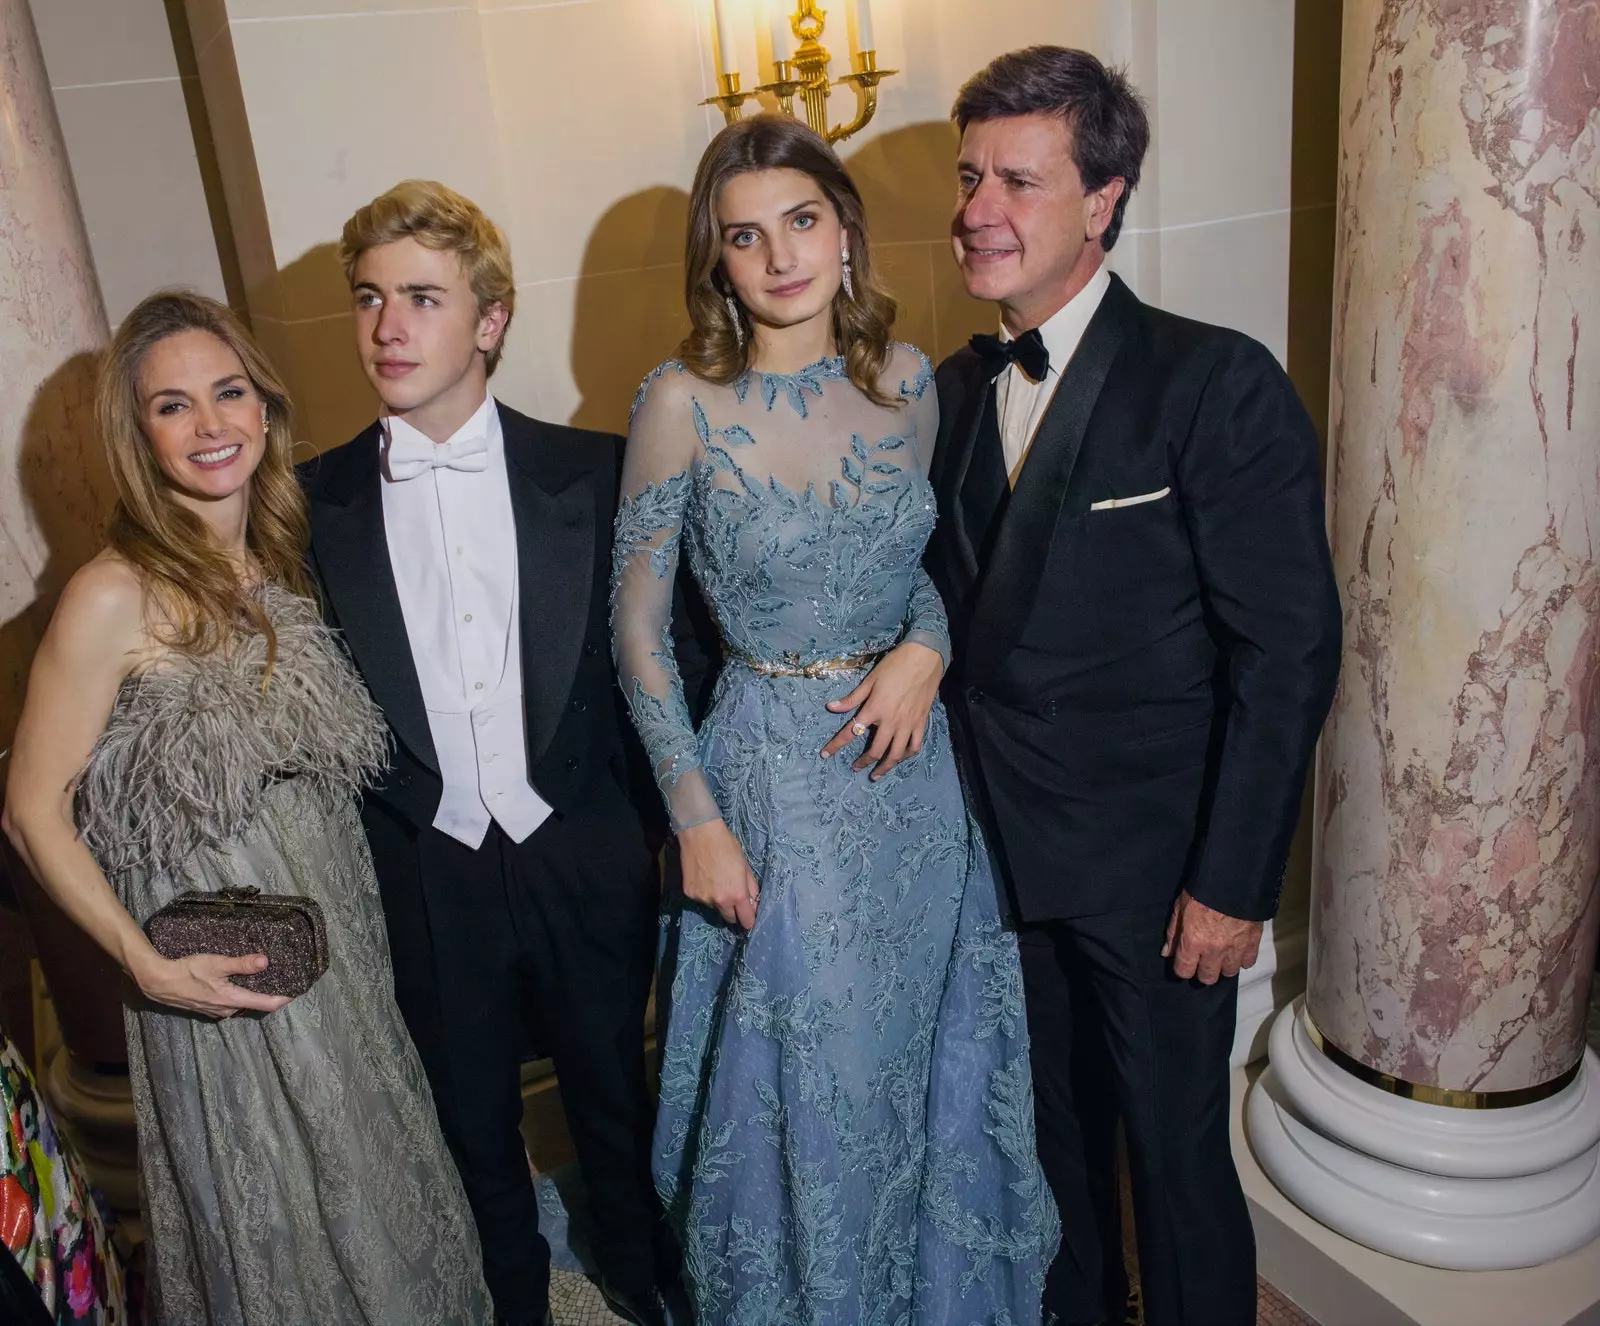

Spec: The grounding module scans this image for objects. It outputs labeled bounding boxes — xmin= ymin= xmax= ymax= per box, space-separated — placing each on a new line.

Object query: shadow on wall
xmin=566 ymin=120 xmax=986 ymax=436
xmin=270 ymin=242 xmax=377 ymax=457
xmin=0 ymin=352 xmax=114 ymax=750
xmin=569 ymin=186 xmax=694 ymax=437
xmin=0 ymin=351 xmax=127 ymax=1070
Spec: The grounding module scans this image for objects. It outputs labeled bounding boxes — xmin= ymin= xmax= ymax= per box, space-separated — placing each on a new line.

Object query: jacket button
xmin=396 ymin=772 xmax=412 ymax=787
xmin=1043 ymin=699 xmax=1058 ymax=718
xmin=967 ymin=686 xmax=984 ymax=705
xmin=565 ymin=756 xmax=580 ymax=772
xmin=583 ymin=642 xmax=600 ymax=658
xmin=570 ymin=697 xmax=588 ymax=714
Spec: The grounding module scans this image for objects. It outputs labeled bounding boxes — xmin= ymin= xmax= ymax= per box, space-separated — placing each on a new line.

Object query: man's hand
xmin=1162 ymin=891 xmax=1263 ymax=984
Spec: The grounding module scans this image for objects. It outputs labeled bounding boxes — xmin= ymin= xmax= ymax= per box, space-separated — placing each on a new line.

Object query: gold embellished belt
xmin=732 ymin=649 xmax=882 ymax=679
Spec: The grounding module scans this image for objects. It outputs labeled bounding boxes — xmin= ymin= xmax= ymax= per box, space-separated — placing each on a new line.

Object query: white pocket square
xmin=1090 ymin=486 xmax=1171 ymax=511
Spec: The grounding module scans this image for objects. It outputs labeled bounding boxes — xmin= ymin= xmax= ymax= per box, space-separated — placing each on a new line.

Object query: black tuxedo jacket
xmin=929 ymin=273 xmax=1342 ymax=923
xmin=299 ymin=401 xmax=711 ymax=843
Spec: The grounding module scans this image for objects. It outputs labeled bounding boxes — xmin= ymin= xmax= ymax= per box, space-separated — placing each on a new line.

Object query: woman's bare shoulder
xmin=51 ymin=552 xmax=152 ymax=662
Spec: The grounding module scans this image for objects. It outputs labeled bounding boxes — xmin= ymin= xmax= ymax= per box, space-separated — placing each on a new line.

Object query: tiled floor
xmin=1258 ymin=1277 xmax=1315 ymax=1326
xmin=550 ymin=1267 xmax=629 ymax=1324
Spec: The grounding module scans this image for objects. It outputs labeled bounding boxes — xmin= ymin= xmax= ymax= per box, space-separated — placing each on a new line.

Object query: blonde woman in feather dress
xmin=1 ymin=291 xmax=489 ymax=1325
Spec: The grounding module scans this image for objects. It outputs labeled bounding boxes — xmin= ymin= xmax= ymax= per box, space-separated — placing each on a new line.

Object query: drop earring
xmin=725 ymin=292 xmax=746 ymax=349
xmin=841 ymin=246 xmax=855 ymax=301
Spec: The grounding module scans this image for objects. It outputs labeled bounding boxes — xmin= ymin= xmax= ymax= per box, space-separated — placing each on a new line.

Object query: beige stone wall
xmin=29 ymin=0 xmax=241 ymax=328
xmin=0 ymin=0 xmax=115 ymax=755
xmin=147 ymin=0 xmax=1303 ymax=452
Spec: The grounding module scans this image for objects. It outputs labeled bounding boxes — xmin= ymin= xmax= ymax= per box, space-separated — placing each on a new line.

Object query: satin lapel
xmin=966 ymin=276 xmax=1135 ymax=681
xmin=307 ymin=428 xmax=438 ymax=771
xmin=940 ymin=356 xmax=997 ymax=587
xmin=502 ymin=408 xmax=595 ymax=764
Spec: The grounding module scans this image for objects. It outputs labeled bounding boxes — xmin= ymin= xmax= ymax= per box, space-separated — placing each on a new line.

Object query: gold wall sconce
xmin=702 ymin=0 xmax=896 ymax=145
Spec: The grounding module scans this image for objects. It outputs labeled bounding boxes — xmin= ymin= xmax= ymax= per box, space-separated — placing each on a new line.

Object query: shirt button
xmin=463 ymin=613 xmax=473 ymax=623
xmin=475 ymin=681 xmax=485 ymax=691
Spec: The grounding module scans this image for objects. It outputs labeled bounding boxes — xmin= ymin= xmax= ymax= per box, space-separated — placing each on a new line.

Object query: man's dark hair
xmin=953 ymin=46 xmax=1150 ymax=251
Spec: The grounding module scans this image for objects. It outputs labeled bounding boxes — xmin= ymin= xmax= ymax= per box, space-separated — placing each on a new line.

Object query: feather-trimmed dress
xmin=73 ymin=584 xmax=490 ymax=1326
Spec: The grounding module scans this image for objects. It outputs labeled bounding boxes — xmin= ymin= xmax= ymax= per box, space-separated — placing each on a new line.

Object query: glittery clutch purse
xmin=142 ymin=886 xmax=328 ymax=998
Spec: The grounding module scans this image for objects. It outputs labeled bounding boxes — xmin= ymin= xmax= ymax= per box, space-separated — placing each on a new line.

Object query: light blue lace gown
xmin=613 ymin=344 xmax=1058 ymax=1326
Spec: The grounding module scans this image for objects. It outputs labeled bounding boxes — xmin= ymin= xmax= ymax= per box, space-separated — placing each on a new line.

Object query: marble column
xmin=1249 ymin=0 xmax=1600 ymax=1270
xmin=0 ymin=0 xmax=136 ymax=1218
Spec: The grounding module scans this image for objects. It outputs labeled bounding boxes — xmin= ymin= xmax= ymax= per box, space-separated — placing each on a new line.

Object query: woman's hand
xmin=679 ymin=818 xmax=760 ymax=931
xmin=820 ymin=641 xmax=945 ymax=779
xmin=131 ymin=951 xmax=292 ymax=1019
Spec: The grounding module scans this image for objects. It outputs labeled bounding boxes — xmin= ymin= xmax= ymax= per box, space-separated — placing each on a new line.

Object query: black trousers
xmin=363 ymin=796 xmax=662 ymax=1325
xmin=1019 ymin=904 xmax=1255 ymax=1326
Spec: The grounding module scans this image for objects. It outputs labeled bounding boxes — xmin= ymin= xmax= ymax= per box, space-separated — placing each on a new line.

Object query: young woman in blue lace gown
xmin=611 ymin=115 xmax=1058 ymax=1325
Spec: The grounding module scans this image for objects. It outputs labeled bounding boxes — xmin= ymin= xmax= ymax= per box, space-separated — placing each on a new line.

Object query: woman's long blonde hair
xmin=681 ymin=114 xmax=900 ymax=406
xmin=97 ymin=290 xmax=311 ymax=667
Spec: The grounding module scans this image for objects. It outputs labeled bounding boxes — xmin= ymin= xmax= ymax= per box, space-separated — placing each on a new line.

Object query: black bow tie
xmin=969 ymin=328 xmax=1050 ymax=383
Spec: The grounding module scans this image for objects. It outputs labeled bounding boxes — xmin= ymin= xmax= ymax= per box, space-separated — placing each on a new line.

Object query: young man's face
xmin=351 ymin=236 xmax=505 ymax=431
xmin=952 ymin=113 xmax=1121 ymax=326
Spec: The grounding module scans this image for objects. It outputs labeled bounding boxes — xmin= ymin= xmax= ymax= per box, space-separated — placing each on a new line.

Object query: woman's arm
xmin=822 ymin=349 xmax=948 ymax=778
xmin=2 ymin=557 xmax=288 ymax=1018
xmin=614 ymin=366 xmax=760 ymax=931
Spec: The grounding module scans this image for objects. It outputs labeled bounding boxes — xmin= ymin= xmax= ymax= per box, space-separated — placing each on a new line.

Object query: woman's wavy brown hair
xmin=681 ymin=113 xmax=900 ymax=406
xmin=98 ymin=290 xmax=311 ymax=674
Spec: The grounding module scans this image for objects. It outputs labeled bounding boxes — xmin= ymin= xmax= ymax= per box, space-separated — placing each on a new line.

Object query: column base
xmin=1248 ymin=999 xmax=1600 ymax=1271
xmin=31 ymin=965 xmax=140 ymax=1220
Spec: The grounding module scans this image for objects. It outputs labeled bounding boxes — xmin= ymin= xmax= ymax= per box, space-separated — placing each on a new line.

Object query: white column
xmin=1249 ymin=0 xmax=1600 ymax=1270
xmin=0 ymin=0 xmax=135 ymax=1218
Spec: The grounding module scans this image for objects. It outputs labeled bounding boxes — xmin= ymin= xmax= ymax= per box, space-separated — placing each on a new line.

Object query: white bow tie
xmin=384 ymin=430 xmax=490 ymax=482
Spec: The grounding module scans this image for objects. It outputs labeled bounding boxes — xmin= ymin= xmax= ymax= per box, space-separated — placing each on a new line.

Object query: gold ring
xmin=851 ymin=722 xmax=868 ymax=737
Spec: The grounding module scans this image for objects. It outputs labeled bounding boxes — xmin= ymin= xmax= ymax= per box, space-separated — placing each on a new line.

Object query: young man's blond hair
xmin=339 ymin=179 xmax=515 ymax=373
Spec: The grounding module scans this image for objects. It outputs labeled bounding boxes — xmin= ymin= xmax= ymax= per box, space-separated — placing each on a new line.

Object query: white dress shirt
xmin=997 ymin=263 xmax=1112 ymax=484
xmin=379 ymin=396 xmax=553 ymax=848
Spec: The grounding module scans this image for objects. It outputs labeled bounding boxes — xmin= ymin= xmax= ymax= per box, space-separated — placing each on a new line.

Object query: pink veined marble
xmin=0 ymin=0 xmax=113 ymax=751
xmin=1307 ymin=0 xmax=1600 ymax=1093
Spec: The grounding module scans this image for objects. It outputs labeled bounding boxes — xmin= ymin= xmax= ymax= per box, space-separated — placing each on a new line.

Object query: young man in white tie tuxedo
xmin=300 ymin=181 xmax=706 ymax=1326
xmin=926 ymin=50 xmax=1344 ymax=1326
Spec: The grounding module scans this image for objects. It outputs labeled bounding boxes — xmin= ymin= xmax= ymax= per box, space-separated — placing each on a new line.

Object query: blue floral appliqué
xmin=612 ymin=345 xmax=1058 ymax=1323
xmin=734 ymin=355 xmax=850 ymax=418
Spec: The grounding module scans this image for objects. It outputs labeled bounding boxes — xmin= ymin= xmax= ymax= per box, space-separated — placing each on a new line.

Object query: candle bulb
xmin=768 ymin=1 xmax=795 ymax=67
xmin=712 ymin=0 xmax=735 ymax=79
xmin=848 ymin=0 xmax=875 ymax=56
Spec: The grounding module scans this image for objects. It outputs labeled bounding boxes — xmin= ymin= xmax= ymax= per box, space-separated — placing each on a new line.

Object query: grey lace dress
xmin=74 ymin=584 xmax=490 ymax=1326
xmin=613 ymin=346 xmax=1059 ymax=1324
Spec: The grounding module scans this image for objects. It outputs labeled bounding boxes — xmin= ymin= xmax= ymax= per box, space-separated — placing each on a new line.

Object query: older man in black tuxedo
xmin=928 ymin=48 xmax=1342 ymax=1326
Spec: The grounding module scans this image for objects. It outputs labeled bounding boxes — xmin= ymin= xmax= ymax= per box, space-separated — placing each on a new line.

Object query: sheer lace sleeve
xmin=895 ymin=347 xmax=950 ymax=667
xmin=612 ymin=364 xmax=724 ymax=833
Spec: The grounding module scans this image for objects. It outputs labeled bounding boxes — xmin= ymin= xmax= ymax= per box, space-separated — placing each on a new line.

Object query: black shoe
xmin=597 ymin=1279 xmax=668 ymax=1326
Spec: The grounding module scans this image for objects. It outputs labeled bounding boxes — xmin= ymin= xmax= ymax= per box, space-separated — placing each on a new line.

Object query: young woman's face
xmin=717 ymin=167 xmax=848 ymax=336
xmin=137 ymin=330 xmax=267 ymax=503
